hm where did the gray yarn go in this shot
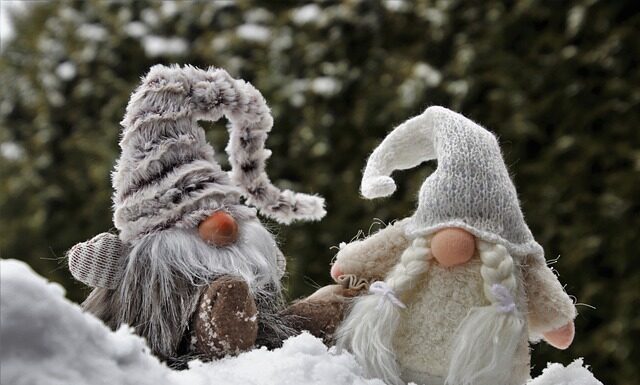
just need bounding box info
[361,106,544,261]
[114,64,325,243]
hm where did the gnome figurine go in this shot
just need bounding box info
[67,65,325,365]
[332,107,577,385]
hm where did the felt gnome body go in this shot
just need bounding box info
[334,107,577,385]
[67,65,325,364]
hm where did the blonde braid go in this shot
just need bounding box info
[446,240,525,385]
[478,240,517,306]
[336,237,432,385]
[386,237,432,300]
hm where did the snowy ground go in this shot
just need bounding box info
[0,259,603,385]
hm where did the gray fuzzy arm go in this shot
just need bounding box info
[333,219,411,282]
[524,257,577,338]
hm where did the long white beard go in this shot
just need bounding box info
[83,218,288,362]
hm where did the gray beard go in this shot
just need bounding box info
[83,218,291,361]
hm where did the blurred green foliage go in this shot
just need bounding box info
[1,1,638,383]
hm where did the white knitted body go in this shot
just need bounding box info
[392,258,530,385]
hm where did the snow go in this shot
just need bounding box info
[125,21,149,38]
[174,333,384,385]
[236,24,271,43]
[527,359,603,385]
[311,77,341,97]
[0,142,24,161]
[291,4,322,25]
[56,61,77,80]
[383,0,410,13]
[160,1,179,18]
[0,0,31,53]
[245,8,273,24]
[0,258,605,385]
[419,8,447,27]
[77,23,108,42]
[1,259,168,385]
[413,62,442,87]
[142,35,188,57]
[0,259,383,385]
[567,6,586,36]
[446,79,469,96]
[141,9,160,27]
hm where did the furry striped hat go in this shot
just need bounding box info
[360,106,543,261]
[113,65,325,242]
[68,65,325,288]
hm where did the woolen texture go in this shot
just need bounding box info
[337,107,577,385]
[333,219,410,283]
[361,106,544,262]
[113,64,325,242]
[67,232,124,289]
[392,257,529,383]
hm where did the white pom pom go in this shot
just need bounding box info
[361,176,396,199]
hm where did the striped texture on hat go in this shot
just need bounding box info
[113,65,326,242]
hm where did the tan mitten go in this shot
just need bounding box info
[331,219,411,282]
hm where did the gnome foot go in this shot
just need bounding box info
[191,276,258,359]
[282,284,359,344]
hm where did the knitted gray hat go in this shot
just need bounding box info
[69,65,324,288]
[360,106,544,261]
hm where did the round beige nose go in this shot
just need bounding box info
[431,228,476,267]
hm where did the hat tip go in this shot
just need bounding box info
[361,176,396,199]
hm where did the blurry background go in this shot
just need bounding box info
[0,1,638,384]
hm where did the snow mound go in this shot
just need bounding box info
[0,259,603,385]
[0,259,382,385]
[528,359,603,385]
[0,259,170,385]
[176,332,384,385]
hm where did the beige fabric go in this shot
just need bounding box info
[333,219,411,282]
[304,284,362,302]
[524,256,577,338]
[400,368,444,385]
[335,274,369,291]
[393,257,531,385]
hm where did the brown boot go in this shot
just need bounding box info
[282,284,362,345]
[191,276,258,359]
